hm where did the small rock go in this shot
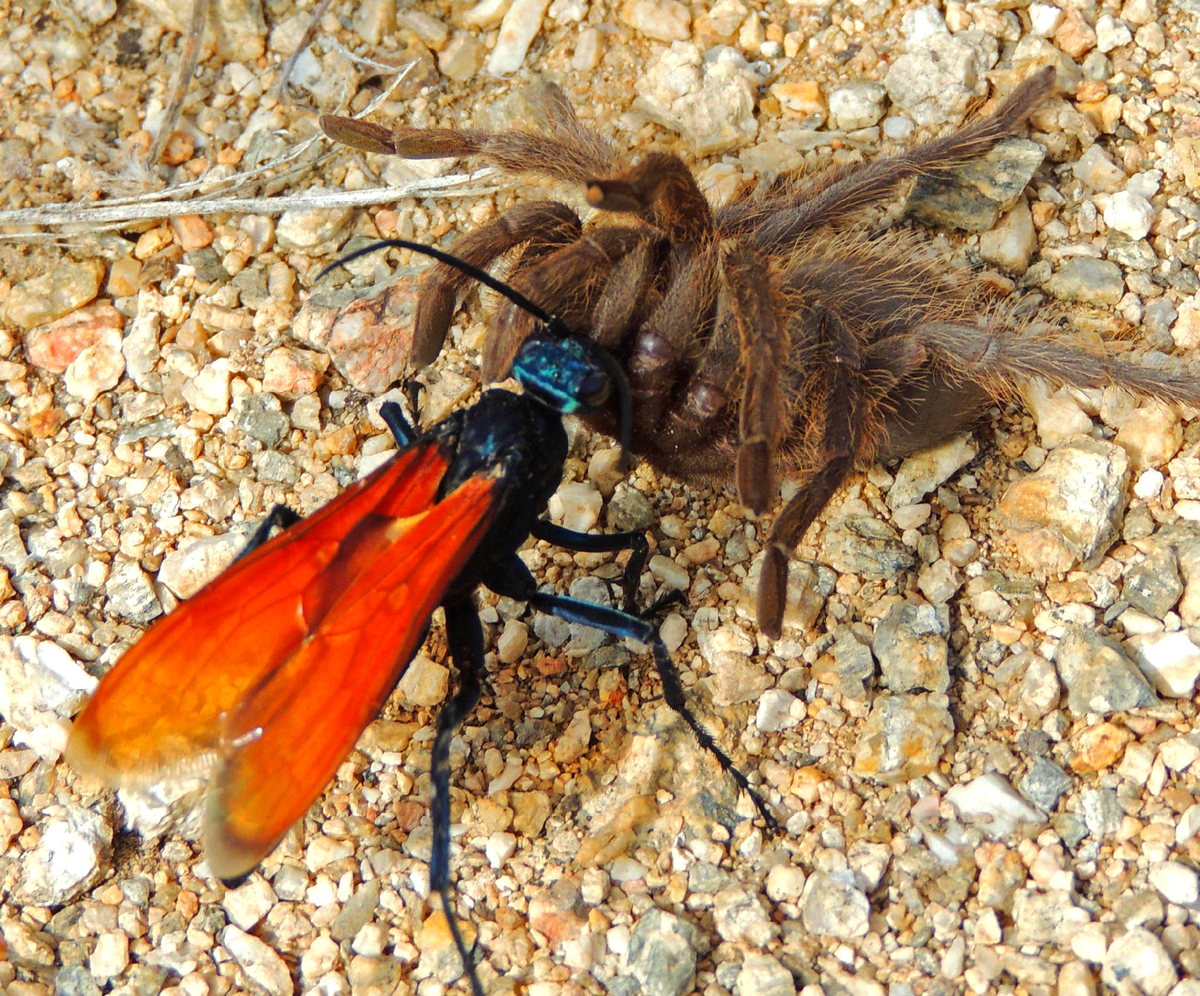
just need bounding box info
[885,29,985,125]
[714,887,778,946]
[1101,928,1178,996]
[620,0,689,41]
[946,773,1045,840]
[756,688,802,732]
[276,205,352,251]
[910,139,1046,231]
[736,954,796,996]
[221,925,293,996]
[827,82,886,130]
[1115,404,1182,471]
[1047,257,1126,305]
[553,709,591,764]
[1105,189,1156,239]
[996,436,1129,574]
[1013,889,1091,946]
[5,258,104,329]
[487,0,551,74]
[105,560,162,624]
[181,358,231,416]
[395,655,449,707]
[627,908,699,996]
[1072,144,1127,192]
[887,433,977,508]
[800,871,870,939]
[1148,861,1200,906]
[485,831,517,869]
[822,515,915,576]
[552,482,602,533]
[26,301,124,373]
[1070,722,1132,773]
[1020,757,1074,811]
[832,629,875,700]
[1082,787,1123,838]
[264,346,331,399]
[765,863,806,903]
[1124,630,1200,697]
[89,933,129,979]
[980,200,1038,274]
[15,806,112,905]
[873,600,950,693]
[223,876,277,931]
[1056,628,1158,715]
[634,42,760,154]
[853,693,954,783]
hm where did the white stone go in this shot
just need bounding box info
[486,0,550,75]
[1104,189,1155,240]
[945,773,1045,840]
[1029,2,1064,35]
[1149,861,1200,906]
[765,863,806,902]
[1124,630,1200,697]
[1095,13,1133,52]
[756,688,801,732]
[485,831,517,869]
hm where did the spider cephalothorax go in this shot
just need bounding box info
[321,67,1200,638]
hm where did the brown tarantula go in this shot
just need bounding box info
[321,67,1200,639]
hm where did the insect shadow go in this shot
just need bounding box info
[66,240,776,996]
[322,67,1200,639]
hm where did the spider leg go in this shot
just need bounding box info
[735,66,1056,247]
[759,307,865,640]
[589,233,668,349]
[412,201,582,367]
[918,321,1200,408]
[484,225,654,380]
[723,247,788,515]
[587,151,714,243]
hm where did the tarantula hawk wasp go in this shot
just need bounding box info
[66,240,776,996]
[322,66,1200,639]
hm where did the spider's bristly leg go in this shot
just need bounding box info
[590,233,668,348]
[485,226,651,381]
[587,152,714,243]
[235,505,302,561]
[536,82,619,171]
[744,66,1056,248]
[530,520,651,615]
[724,247,788,515]
[920,322,1200,408]
[430,598,487,996]
[413,201,582,367]
[760,308,864,640]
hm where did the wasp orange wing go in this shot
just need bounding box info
[200,472,499,880]
[67,442,455,784]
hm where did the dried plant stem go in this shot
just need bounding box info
[146,0,212,167]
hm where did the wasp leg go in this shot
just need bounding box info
[530,588,778,831]
[379,399,419,447]
[234,506,302,561]
[430,598,487,996]
[529,521,650,615]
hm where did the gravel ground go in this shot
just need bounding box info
[2,1,1200,996]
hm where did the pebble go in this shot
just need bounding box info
[1058,961,1098,996]
[627,908,699,996]
[1081,787,1124,838]
[714,887,778,945]
[1115,405,1183,471]
[1149,861,1200,906]
[181,358,231,416]
[822,515,916,576]
[395,655,449,707]
[15,807,112,905]
[1124,544,1183,617]
[1055,628,1158,715]
[264,345,332,398]
[276,205,352,252]
[1071,921,1111,964]
[1123,630,1200,697]
[105,560,163,624]
[852,693,954,783]
[887,433,977,509]
[910,139,1046,232]
[827,82,886,130]
[996,436,1130,574]
[487,0,551,75]
[1173,297,1200,350]
[873,600,950,694]
[756,688,803,732]
[485,831,517,869]
[5,258,104,330]
[221,925,293,996]
[1020,757,1074,811]
[552,482,602,532]
[154,536,239,599]
[1046,257,1126,305]
[1013,889,1091,945]
[736,954,796,996]
[222,876,277,931]
[1160,734,1200,772]
[800,870,870,939]
[1178,805,1200,846]
[89,933,129,979]
[1024,381,1094,448]
[1101,928,1178,996]
[497,619,529,663]
[620,0,690,41]
[552,709,591,763]
[884,30,985,126]
[1070,722,1132,773]
[1072,144,1128,193]
[980,200,1038,273]
[1104,189,1156,239]
[946,773,1045,839]
[765,863,806,903]
[1095,13,1133,52]
[634,43,760,154]
[832,628,875,700]
[26,301,124,374]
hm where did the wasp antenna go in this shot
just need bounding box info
[316,238,559,328]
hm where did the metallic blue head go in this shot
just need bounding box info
[512,336,613,415]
